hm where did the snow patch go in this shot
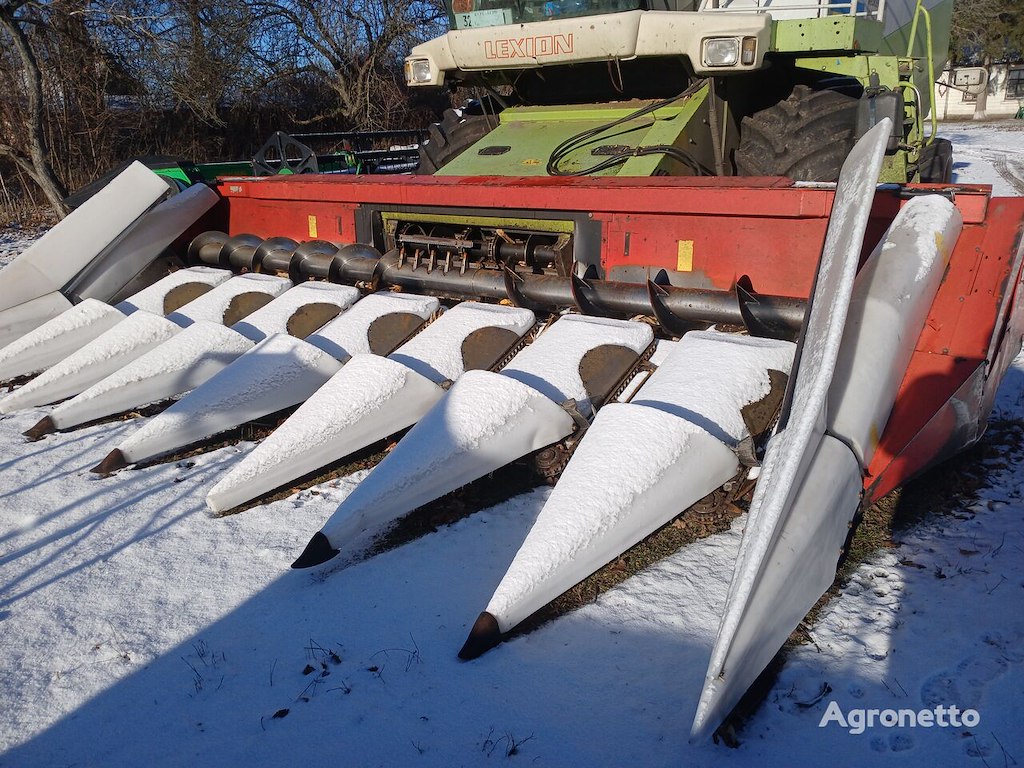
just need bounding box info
[229,282,360,342]
[208,354,439,498]
[389,302,534,383]
[485,330,794,630]
[167,273,291,326]
[0,311,180,412]
[49,321,255,428]
[487,404,718,622]
[117,333,341,463]
[633,331,794,446]
[307,291,439,361]
[0,298,125,380]
[501,314,653,416]
[114,266,230,315]
[319,369,574,552]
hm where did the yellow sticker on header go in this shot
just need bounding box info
[307,215,318,239]
[676,240,694,272]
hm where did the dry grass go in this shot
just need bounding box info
[0,196,56,229]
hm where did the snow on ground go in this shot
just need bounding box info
[0,226,47,270]
[0,121,1022,767]
[942,119,1024,196]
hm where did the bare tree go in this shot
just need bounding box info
[0,0,70,217]
[257,0,447,130]
[0,0,451,221]
[950,0,1023,119]
[106,0,265,124]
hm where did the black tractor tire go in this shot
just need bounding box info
[416,108,496,175]
[917,138,953,184]
[735,85,860,182]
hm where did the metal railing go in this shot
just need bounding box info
[697,0,884,20]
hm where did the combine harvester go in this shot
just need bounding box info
[1,0,1023,744]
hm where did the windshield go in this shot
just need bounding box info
[448,0,643,29]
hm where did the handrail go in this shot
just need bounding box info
[905,0,937,144]
[905,0,922,56]
[923,4,938,143]
[697,0,881,19]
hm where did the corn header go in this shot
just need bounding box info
[1,0,1022,745]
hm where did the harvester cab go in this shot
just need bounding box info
[407,0,952,183]
[1,0,1022,748]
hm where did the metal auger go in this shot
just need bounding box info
[187,231,807,339]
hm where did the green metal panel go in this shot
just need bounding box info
[435,89,709,177]
[380,211,575,233]
[191,161,257,180]
[775,0,956,165]
[186,157,358,181]
[151,167,194,186]
[883,0,954,128]
[772,17,883,54]
[879,151,910,185]
[792,54,903,87]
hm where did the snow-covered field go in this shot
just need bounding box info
[941,120,1024,197]
[0,121,1022,767]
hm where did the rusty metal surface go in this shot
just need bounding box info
[222,292,276,327]
[736,368,789,467]
[460,326,522,373]
[161,282,215,315]
[366,312,428,356]
[285,302,345,340]
[578,344,643,408]
[532,442,573,486]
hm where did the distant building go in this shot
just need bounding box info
[933,63,1024,119]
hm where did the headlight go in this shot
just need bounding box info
[405,58,434,85]
[702,37,740,68]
